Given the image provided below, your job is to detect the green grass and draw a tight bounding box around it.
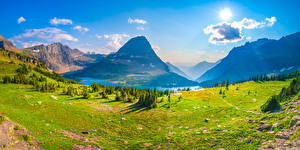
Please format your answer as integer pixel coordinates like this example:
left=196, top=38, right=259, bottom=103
left=23, top=134, right=33, bottom=145
left=290, top=130, right=300, bottom=140
left=0, top=115, right=5, bottom=124
left=14, top=125, right=21, bottom=130
left=0, top=79, right=298, bottom=149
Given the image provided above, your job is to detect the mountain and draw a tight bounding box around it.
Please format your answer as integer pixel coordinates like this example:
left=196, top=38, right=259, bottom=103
left=182, top=61, right=219, bottom=80
left=197, top=32, right=300, bottom=85
left=65, top=36, right=198, bottom=87
left=166, top=62, right=190, bottom=79
left=24, top=43, right=97, bottom=73
left=0, top=35, right=22, bottom=53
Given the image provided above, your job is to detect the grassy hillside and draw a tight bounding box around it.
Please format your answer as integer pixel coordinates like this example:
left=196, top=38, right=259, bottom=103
left=0, top=48, right=299, bottom=149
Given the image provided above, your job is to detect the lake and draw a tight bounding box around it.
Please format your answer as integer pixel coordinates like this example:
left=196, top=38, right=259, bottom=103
left=78, top=77, right=202, bottom=91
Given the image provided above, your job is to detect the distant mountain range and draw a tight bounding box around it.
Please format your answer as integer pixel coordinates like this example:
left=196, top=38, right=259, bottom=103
left=2, top=31, right=300, bottom=87
left=0, top=35, right=101, bottom=73
left=166, top=62, right=190, bottom=79
left=181, top=61, right=220, bottom=80
left=65, top=36, right=198, bottom=87
left=197, top=31, right=300, bottom=85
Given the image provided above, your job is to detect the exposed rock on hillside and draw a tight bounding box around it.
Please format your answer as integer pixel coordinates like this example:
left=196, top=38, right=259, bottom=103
left=258, top=99, right=300, bottom=150
left=0, top=115, right=42, bottom=150
left=0, top=35, right=22, bottom=53
left=24, top=43, right=95, bottom=73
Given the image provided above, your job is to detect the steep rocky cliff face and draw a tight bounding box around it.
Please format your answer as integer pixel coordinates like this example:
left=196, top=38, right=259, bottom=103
left=66, top=36, right=198, bottom=87
left=25, top=43, right=95, bottom=73
left=0, top=35, right=22, bottom=53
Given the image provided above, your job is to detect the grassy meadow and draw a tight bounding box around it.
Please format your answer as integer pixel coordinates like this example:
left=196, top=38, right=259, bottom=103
left=0, top=79, right=298, bottom=149
left=0, top=49, right=299, bottom=149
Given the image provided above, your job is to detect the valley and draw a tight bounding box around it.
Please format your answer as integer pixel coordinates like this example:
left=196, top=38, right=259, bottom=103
left=1, top=1, right=300, bottom=149
left=0, top=48, right=299, bottom=149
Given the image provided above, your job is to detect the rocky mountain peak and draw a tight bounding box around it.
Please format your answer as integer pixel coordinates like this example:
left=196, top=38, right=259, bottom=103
left=0, top=35, right=22, bottom=53
left=116, top=36, right=156, bottom=56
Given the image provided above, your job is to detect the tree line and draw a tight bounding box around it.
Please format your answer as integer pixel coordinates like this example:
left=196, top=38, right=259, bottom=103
left=0, top=48, right=47, bottom=68
left=1, top=62, right=171, bottom=109
left=250, top=72, right=300, bottom=82
left=261, top=76, right=300, bottom=112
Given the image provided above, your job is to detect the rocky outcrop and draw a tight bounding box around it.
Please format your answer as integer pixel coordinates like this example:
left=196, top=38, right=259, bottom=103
left=24, top=43, right=95, bottom=73
left=0, top=115, right=42, bottom=150
left=0, top=35, right=22, bottom=53
left=258, top=99, right=300, bottom=150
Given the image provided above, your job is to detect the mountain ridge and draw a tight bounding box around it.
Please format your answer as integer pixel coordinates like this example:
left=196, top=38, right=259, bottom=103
left=197, top=31, right=300, bottom=85
left=24, top=42, right=96, bottom=73
left=0, top=35, right=22, bottom=53
left=65, top=36, right=198, bottom=87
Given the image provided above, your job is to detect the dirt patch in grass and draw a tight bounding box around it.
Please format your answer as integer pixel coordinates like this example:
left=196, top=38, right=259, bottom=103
left=92, top=104, right=115, bottom=112
left=73, top=144, right=102, bottom=150
left=57, top=130, right=96, bottom=143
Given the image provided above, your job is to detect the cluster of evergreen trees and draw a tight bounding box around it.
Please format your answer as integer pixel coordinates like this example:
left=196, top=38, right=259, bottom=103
left=2, top=64, right=59, bottom=92
left=0, top=48, right=46, bottom=68
left=91, top=82, right=169, bottom=108
left=0, top=50, right=171, bottom=109
left=250, top=72, right=300, bottom=82
left=261, top=76, right=300, bottom=112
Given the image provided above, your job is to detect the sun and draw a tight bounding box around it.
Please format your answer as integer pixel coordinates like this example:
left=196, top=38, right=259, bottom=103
left=220, top=8, right=232, bottom=21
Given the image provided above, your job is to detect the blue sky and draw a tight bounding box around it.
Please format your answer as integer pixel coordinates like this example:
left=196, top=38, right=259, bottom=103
left=1, top=0, right=299, bottom=66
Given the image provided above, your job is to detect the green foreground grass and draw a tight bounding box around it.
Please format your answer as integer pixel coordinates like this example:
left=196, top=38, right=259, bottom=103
left=0, top=79, right=299, bottom=149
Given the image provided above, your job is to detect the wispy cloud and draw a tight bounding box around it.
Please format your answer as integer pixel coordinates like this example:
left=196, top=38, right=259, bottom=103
left=103, top=33, right=130, bottom=51
left=232, top=17, right=277, bottom=29
left=73, top=25, right=89, bottom=32
left=136, top=26, right=145, bottom=31
left=17, top=17, right=26, bottom=24
left=50, top=17, right=73, bottom=25
left=95, top=34, right=102, bottom=39
left=128, top=17, right=147, bottom=24
left=10, top=27, right=78, bottom=48
left=15, top=40, right=47, bottom=48
left=204, top=17, right=276, bottom=44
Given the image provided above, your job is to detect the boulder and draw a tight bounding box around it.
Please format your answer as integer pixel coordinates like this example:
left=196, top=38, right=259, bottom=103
left=258, top=124, right=271, bottom=131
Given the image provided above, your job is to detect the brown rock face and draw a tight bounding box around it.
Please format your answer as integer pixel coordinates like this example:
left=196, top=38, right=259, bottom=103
left=25, top=43, right=94, bottom=73
left=0, top=35, right=22, bottom=53
left=0, top=116, right=42, bottom=150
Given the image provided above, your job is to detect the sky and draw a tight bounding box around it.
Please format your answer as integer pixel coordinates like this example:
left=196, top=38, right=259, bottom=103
left=1, top=0, right=300, bottom=67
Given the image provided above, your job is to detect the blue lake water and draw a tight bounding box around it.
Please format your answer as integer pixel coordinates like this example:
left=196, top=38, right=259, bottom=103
left=78, top=77, right=201, bottom=91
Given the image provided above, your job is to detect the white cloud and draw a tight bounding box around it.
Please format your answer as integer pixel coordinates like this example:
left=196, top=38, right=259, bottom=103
left=73, top=25, right=89, bottom=32
left=136, top=26, right=145, bottom=31
left=204, top=23, right=243, bottom=44
left=18, top=17, right=26, bottom=24
left=10, top=27, right=78, bottom=47
left=128, top=17, right=147, bottom=24
left=266, top=17, right=276, bottom=26
left=246, top=36, right=252, bottom=40
left=16, top=40, right=47, bottom=48
left=50, top=17, right=73, bottom=25
left=204, top=16, right=277, bottom=44
left=152, top=45, right=161, bottom=55
left=103, top=34, right=130, bottom=50
left=95, top=34, right=102, bottom=39
left=232, top=16, right=277, bottom=29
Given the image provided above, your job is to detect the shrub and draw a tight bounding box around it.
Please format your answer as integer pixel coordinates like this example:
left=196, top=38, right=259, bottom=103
left=0, top=116, right=5, bottom=123
left=22, top=134, right=32, bottom=145
left=261, top=96, right=281, bottom=112
left=14, top=126, right=21, bottom=130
